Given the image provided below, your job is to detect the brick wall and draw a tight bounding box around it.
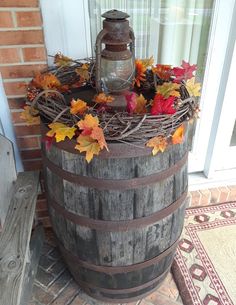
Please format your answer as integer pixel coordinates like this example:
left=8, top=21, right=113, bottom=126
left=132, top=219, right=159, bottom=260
left=0, top=0, right=50, bottom=227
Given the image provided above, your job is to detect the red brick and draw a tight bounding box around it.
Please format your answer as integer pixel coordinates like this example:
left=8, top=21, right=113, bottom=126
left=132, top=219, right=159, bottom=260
left=144, top=290, right=179, bottom=305
left=22, top=47, right=47, bottom=62
left=0, top=30, right=44, bottom=45
left=69, top=295, right=86, bottom=305
left=11, top=110, right=24, bottom=123
left=16, top=11, right=42, bottom=27
left=36, top=199, right=47, bottom=211
left=0, top=0, right=38, bottom=7
left=3, top=81, right=27, bottom=95
left=227, top=185, right=236, bottom=201
left=23, top=159, right=42, bottom=170
left=37, top=210, right=48, bottom=218
left=189, top=191, right=202, bottom=207
left=199, top=189, right=211, bottom=206
left=0, top=48, right=20, bottom=64
left=15, top=125, right=40, bottom=136
left=209, top=188, right=220, bottom=204
left=218, top=186, right=230, bottom=203
left=0, top=12, right=14, bottom=27
left=21, top=149, right=41, bottom=159
left=17, top=136, right=40, bottom=149
left=1, top=64, right=47, bottom=78
left=8, top=97, right=25, bottom=109
left=40, top=217, right=51, bottom=228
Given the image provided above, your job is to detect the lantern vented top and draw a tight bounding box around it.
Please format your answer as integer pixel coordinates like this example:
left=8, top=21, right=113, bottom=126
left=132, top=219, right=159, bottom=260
left=102, top=10, right=130, bottom=20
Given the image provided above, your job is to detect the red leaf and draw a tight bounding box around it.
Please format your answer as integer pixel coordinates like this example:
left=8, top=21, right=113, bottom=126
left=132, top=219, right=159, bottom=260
left=125, top=92, right=137, bottom=114
left=173, top=60, right=197, bottom=83
left=151, top=94, right=176, bottom=115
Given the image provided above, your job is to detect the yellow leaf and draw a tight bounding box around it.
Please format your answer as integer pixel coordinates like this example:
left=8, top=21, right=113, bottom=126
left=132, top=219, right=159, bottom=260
left=91, top=126, right=108, bottom=151
left=94, top=93, right=114, bottom=104
left=157, top=82, right=180, bottom=98
left=70, top=99, right=88, bottom=115
left=75, top=64, right=89, bottom=82
left=47, top=122, right=76, bottom=142
left=20, top=106, right=40, bottom=126
left=75, top=135, right=101, bottom=163
left=141, top=56, right=154, bottom=68
left=146, top=136, right=167, bottom=155
left=185, top=77, right=201, bottom=97
left=54, top=53, right=73, bottom=67
left=172, top=125, right=185, bottom=144
left=77, top=114, right=99, bottom=133
left=134, top=94, right=147, bottom=114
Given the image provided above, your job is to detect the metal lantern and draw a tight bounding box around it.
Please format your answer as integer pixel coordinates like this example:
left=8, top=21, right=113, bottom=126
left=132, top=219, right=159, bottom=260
left=95, top=10, right=135, bottom=95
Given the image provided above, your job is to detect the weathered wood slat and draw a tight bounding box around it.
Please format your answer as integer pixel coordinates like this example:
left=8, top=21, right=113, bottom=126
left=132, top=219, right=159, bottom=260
left=0, top=135, right=17, bottom=229
left=0, top=171, right=39, bottom=305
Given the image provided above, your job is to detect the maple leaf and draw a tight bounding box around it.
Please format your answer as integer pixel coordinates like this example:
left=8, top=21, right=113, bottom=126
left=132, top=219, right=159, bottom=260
left=70, top=99, right=88, bottom=115
left=32, top=73, right=61, bottom=90
left=20, top=106, right=40, bottom=125
left=152, top=64, right=172, bottom=80
left=151, top=94, right=176, bottom=115
left=77, top=114, right=99, bottom=135
left=157, top=82, right=180, bottom=98
left=134, top=94, right=147, bottom=114
left=75, top=135, right=101, bottom=163
left=47, top=122, right=76, bottom=142
left=134, top=59, right=146, bottom=87
left=125, top=92, right=137, bottom=114
left=173, top=60, right=197, bottom=82
left=172, top=125, right=185, bottom=144
left=141, top=56, right=154, bottom=68
left=75, top=64, right=89, bottom=82
left=146, top=136, right=167, bottom=155
left=54, top=53, right=73, bottom=67
left=94, top=93, right=114, bottom=104
left=91, top=126, right=108, bottom=151
left=185, top=77, right=201, bottom=97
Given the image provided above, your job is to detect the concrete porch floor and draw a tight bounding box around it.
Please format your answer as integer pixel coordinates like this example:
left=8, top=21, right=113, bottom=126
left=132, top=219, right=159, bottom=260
left=30, top=230, right=182, bottom=305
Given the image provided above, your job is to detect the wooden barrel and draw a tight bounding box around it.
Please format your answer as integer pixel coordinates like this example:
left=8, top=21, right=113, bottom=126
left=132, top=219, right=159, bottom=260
left=42, top=124, right=189, bottom=303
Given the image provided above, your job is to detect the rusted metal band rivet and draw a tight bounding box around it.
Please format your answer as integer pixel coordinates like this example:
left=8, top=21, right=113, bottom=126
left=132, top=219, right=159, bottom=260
left=57, top=237, right=179, bottom=274
left=42, top=152, right=188, bottom=190
left=48, top=190, right=187, bottom=231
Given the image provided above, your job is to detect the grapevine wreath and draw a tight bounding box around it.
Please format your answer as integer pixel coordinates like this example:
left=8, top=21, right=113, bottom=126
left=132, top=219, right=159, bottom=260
left=22, top=53, right=200, bottom=162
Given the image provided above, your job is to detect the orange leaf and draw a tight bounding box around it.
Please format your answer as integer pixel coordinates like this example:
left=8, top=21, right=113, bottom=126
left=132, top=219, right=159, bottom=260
left=77, top=114, right=99, bottom=135
left=172, top=125, right=185, bottom=144
left=20, top=106, right=40, bottom=125
left=94, top=93, right=114, bottom=104
left=75, top=135, right=101, bottom=163
left=134, top=94, right=147, bottom=114
left=152, top=64, right=172, bottom=80
left=70, top=99, right=88, bottom=115
left=75, top=64, right=89, bottom=82
left=91, top=126, right=108, bottom=151
left=146, top=136, right=167, bottom=155
left=134, top=59, right=146, bottom=87
left=31, top=73, right=61, bottom=90
left=54, top=53, right=73, bottom=67
left=47, top=122, right=76, bottom=142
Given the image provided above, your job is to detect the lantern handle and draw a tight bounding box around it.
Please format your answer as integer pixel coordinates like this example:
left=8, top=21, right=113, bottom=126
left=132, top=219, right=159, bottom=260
left=129, top=27, right=135, bottom=62
left=95, top=29, right=108, bottom=92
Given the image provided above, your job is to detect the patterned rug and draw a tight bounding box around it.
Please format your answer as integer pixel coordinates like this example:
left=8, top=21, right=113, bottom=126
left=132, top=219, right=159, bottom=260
left=172, top=202, right=236, bottom=305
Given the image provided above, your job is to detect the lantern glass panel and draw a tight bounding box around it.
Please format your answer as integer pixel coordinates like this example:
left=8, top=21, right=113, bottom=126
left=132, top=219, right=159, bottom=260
left=101, top=57, right=134, bottom=93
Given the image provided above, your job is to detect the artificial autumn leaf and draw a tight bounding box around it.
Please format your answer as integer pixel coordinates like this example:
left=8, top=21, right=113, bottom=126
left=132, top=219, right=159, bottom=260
left=75, top=64, right=89, bottom=82
left=157, top=82, right=180, bottom=98
left=152, top=64, right=172, bottom=80
left=54, top=53, right=73, bottom=67
left=75, top=135, right=101, bottom=163
left=31, top=73, right=61, bottom=90
left=70, top=99, right=88, bottom=115
left=42, top=135, right=55, bottom=150
left=134, top=94, right=147, bottom=114
left=134, top=59, right=146, bottom=87
left=172, top=125, right=185, bottom=144
left=146, top=136, right=167, bottom=155
left=47, top=122, right=76, bottom=142
left=185, top=77, right=201, bottom=97
left=91, top=126, right=108, bottom=151
left=20, top=106, right=40, bottom=125
left=125, top=92, right=137, bottom=114
left=141, top=56, right=154, bottom=68
left=94, top=93, right=114, bottom=104
left=151, top=94, right=176, bottom=115
left=77, top=114, right=99, bottom=135
left=173, top=60, right=197, bottom=83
